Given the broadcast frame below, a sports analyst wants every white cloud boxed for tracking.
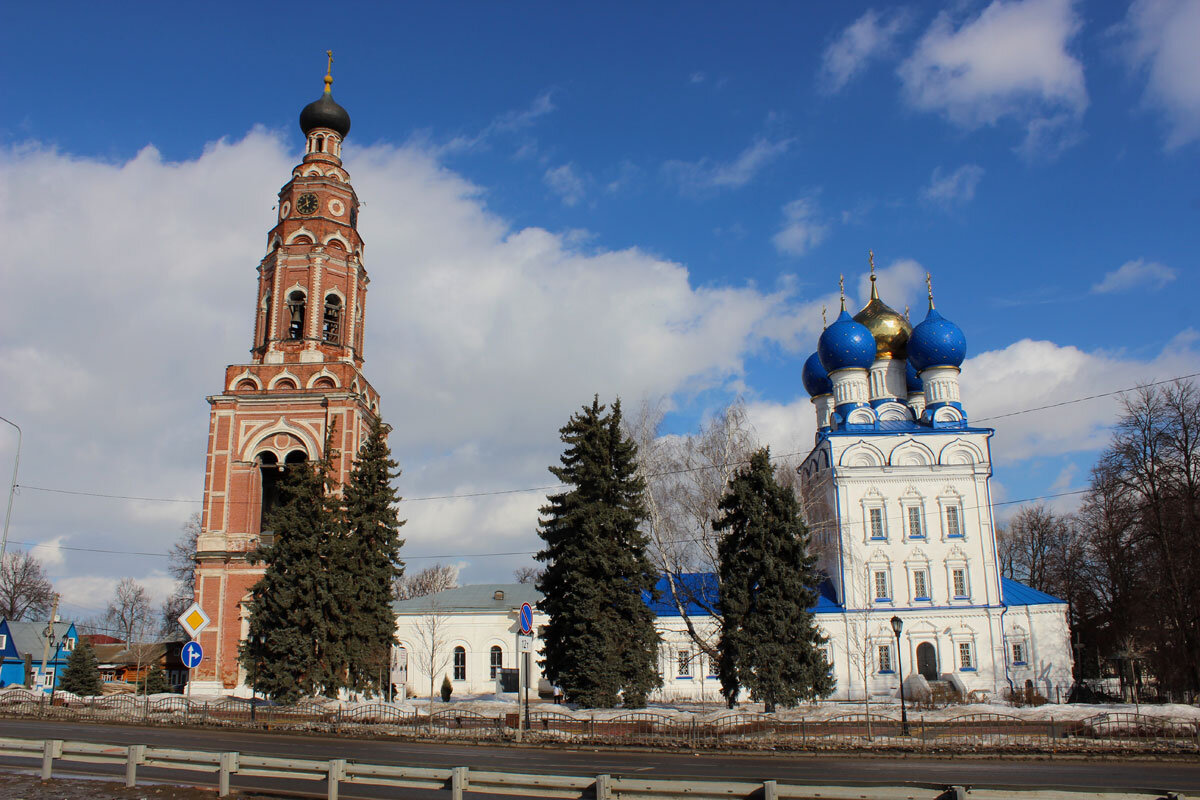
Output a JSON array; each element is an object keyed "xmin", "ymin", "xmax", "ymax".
[
  {"xmin": 897, "ymin": 0, "xmax": 1086, "ymax": 153},
  {"xmin": 1091, "ymin": 258, "xmax": 1178, "ymax": 293},
  {"xmin": 663, "ymin": 137, "xmax": 793, "ymax": 194},
  {"xmin": 437, "ymin": 91, "xmax": 556, "ymax": 155},
  {"xmin": 543, "ymin": 163, "xmax": 586, "ymax": 206},
  {"xmin": 819, "ymin": 8, "xmax": 910, "ymax": 94},
  {"xmin": 1118, "ymin": 0, "xmax": 1200, "ymax": 149},
  {"xmin": 0, "ymin": 130, "xmax": 809, "ymax": 592},
  {"xmin": 772, "ymin": 195, "xmax": 830, "ymax": 257},
  {"xmin": 689, "ymin": 72, "xmax": 707, "ymax": 85},
  {"xmin": 922, "ymin": 164, "xmax": 985, "ymax": 207}
]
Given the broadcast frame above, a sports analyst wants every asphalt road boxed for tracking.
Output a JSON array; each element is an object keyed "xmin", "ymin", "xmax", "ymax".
[{"xmin": 1, "ymin": 718, "xmax": 1198, "ymax": 798}]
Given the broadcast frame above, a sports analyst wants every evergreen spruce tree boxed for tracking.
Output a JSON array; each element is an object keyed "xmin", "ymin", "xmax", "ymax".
[
  {"xmin": 714, "ymin": 447, "xmax": 833, "ymax": 711},
  {"xmin": 140, "ymin": 664, "xmax": 171, "ymax": 694},
  {"xmin": 339, "ymin": 417, "xmax": 406, "ymax": 696},
  {"xmin": 241, "ymin": 436, "xmax": 344, "ymax": 703},
  {"xmin": 536, "ymin": 397, "xmax": 661, "ymax": 708},
  {"xmin": 59, "ymin": 638, "xmax": 102, "ymax": 696}
]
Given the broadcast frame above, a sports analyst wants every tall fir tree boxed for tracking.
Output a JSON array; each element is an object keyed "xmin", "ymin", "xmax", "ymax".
[
  {"xmin": 536, "ymin": 396, "xmax": 661, "ymax": 708},
  {"xmin": 59, "ymin": 637, "xmax": 102, "ymax": 696},
  {"xmin": 241, "ymin": 432, "xmax": 344, "ymax": 702},
  {"xmin": 714, "ymin": 447, "xmax": 833, "ymax": 711},
  {"xmin": 339, "ymin": 417, "xmax": 406, "ymax": 696}
]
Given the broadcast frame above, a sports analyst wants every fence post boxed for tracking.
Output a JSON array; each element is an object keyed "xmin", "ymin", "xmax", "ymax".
[
  {"xmin": 41, "ymin": 739, "xmax": 61, "ymax": 781},
  {"xmin": 595, "ymin": 773, "xmax": 612, "ymax": 800},
  {"xmin": 144, "ymin": 694, "xmax": 150, "ymax": 722},
  {"xmin": 327, "ymin": 758, "xmax": 345, "ymax": 800},
  {"xmin": 451, "ymin": 766, "xmax": 469, "ymax": 800},
  {"xmin": 218, "ymin": 751, "xmax": 238, "ymax": 797},
  {"xmin": 920, "ymin": 715, "xmax": 926, "ymax": 751},
  {"xmin": 763, "ymin": 779, "xmax": 778, "ymax": 800},
  {"xmin": 125, "ymin": 744, "xmax": 145, "ymax": 787}
]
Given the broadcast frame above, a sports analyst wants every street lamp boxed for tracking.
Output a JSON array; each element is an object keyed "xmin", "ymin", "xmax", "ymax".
[
  {"xmin": 249, "ymin": 631, "xmax": 262, "ymax": 723},
  {"xmin": 890, "ymin": 615, "xmax": 910, "ymax": 736},
  {"xmin": 0, "ymin": 414, "xmax": 21, "ymax": 566},
  {"xmin": 42, "ymin": 623, "xmax": 58, "ymax": 706}
]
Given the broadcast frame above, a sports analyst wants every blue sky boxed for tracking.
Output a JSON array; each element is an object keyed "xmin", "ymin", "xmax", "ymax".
[{"xmin": 1, "ymin": 1, "xmax": 1198, "ymax": 619}]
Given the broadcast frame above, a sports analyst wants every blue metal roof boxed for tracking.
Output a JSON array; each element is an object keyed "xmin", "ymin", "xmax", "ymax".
[
  {"xmin": 643, "ymin": 574, "xmax": 843, "ymax": 616},
  {"xmin": 1001, "ymin": 577, "xmax": 1066, "ymax": 606}
]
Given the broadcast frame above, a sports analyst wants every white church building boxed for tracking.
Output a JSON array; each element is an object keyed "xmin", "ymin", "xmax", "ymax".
[{"xmin": 392, "ymin": 270, "xmax": 1073, "ymax": 704}]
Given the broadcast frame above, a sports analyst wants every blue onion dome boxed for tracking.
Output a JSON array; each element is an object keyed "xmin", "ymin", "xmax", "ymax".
[
  {"xmin": 300, "ymin": 71, "xmax": 351, "ymax": 138},
  {"xmin": 909, "ymin": 307, "xmax": 967, "ymax": 371},
  {"xmin": 803, "ymin": 352, "xmax": 833, "ymax": 396},
  {"xmin": 818, "ymin": 310, "xmax": 877, "ymax": 373},
  {"xmin": 906, "ymin": 360, "xmax": 924, "ymax": 393}
]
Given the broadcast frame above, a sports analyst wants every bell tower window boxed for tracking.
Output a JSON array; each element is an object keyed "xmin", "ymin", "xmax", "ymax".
[
  {"xmin": 287, "ymin": 291, "xmax": 306, "ymax": 340},
  {"xmin": 258, "ymin": 450, "xmax": 307, "ymax": 534},
  {"xmin": 323, "ymin": 294, "xmax": 341, "ymax": 343}
]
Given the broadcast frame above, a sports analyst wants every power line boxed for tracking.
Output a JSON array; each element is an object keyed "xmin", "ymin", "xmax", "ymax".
[{"xmin": 971, "ymin": 371, "xmax": 1200, "ymax": 423}]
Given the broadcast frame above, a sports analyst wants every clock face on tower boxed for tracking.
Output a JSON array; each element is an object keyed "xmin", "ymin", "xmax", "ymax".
[{"xmin": 296, "ymin": 193, "xmax": 319, "ymax": 215}]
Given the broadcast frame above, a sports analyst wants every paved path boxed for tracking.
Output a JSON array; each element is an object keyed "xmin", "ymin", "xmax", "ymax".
[{"xmin": 1, "ymin": 718, "xmax": 1197, "ymax": 798}]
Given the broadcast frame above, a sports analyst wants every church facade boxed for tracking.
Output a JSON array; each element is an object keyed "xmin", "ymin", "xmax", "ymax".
[
  {"xmin": 191, "ymin": 66, "xmax": 381, "ymax": 690},
  {"xmin": 789, "ymin": 267, "xmax": 1073, "ymax": 701}
]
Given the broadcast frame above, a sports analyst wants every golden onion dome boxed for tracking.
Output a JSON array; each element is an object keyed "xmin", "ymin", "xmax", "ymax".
[{"xmin": 853, "ymin": 272, "xmax": 912, "ymax": 360}]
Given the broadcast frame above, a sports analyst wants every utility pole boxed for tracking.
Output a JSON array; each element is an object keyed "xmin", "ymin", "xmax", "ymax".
[
  {"xmin": 0, "ymin": 414, "xmax": 21, "ymax": 566},
  {"xmin": 39, "ymin": 594, "xmax": 60, "ymax": 693}
]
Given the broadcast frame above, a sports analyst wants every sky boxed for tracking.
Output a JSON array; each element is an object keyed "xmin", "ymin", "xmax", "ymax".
[{"xmin": 1, "ymin": 0, "xmax": 1198, "ymax": 623}]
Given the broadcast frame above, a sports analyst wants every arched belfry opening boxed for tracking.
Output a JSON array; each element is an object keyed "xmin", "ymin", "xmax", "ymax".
[
  {"xmin": 322, "ymin": 294, "xmax": 341, "ymax": 343},
  {"xmin": 257, "ymin": 449, "xmax": 307, "ymax": 534},
  {"xmin": 287, "ymin": 291, "xmax": 306, "ymax": 339}
]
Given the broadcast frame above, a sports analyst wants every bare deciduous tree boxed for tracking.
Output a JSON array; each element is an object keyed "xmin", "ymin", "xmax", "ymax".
[
  {"xmin": 412, "ymin": 601, "xmax": 452, "ymax": 731},
  {"xmin": 512, "ymin": 566, "xmax": 542, "ymax": 584},
  {"xmin": 160, "ymin": 513, "xmax": 200, "ymax": 637},
  {"xmin": 106, "ymin": 577, "xmax": 158, "ymax": 694},
  {"xmin": 395, "ymin": 563, "xmax": 459, "ymax": 601},
  {"xmin": 0, "ymin": 550, "xmax": 54, "ymax": 621}
]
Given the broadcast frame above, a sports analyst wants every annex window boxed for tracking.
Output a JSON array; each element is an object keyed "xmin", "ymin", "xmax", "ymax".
[
  {"xmin": 877, "ymin": 644, "xmax": 893, "ymax": 673},
  {"xmin": 873, "ymin": 570, "xmax": 890, "ymax": 601},
  {"xmin": 677, "ymin": 650, "xmax": 691, "ymax": 678},
  {"xmin": 489, "ymin": 645, "xmax": 503, "ymax": 679},
  {"xmin": 453, "ymin": 646, "xmax": 466, "ymax": 681},
  {"xmin": 907, "ymin": 506, "xmax": 923, "ymax": 539},
  {"xmin": 0, "ymin": 634, "xmax": 6, "ymax": 650},
  {"xmin": 1011, "ymin": 642, "xmax": 1026, "ymax": 665},
  {"xmin": 945, "ymin": 505, "xmax": 962, "ymax": 538},
  {"xmin": 959, "ymin": 642, "xmax": 974, "ymax": 670},
  {"xmin": 63, "ymin": 637, "xmax": 75, "ymax": 652},
  {"xmin": 40, "ymin": 671, "xmax": 53, "ymax": 687},
  {"xmin": 287, "ymin": 290, "xmax": 307, "ymax": 340},
  {"xmin": 952, "ymin": 568, "xmax": 968, "ymax": 599},
  {"xmin": 913, "ymin": 569, "xmax": 929, "ymax": 600},
  {"xmin": 322, "ymin": 294, "xmax": 341, "ymax": 343},
  {"xmin": 868, "ymin": 507, "xmax": 886, "ymax": 540}
]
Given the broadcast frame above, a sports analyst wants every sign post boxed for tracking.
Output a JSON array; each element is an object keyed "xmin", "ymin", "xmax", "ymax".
[
  {"xmin": 519, "ymin": 603, "xmax": 533, "ymax": 732},
  {"xmin": 177, "ymin": 602, "xmax": 211, "ymax": 702}
]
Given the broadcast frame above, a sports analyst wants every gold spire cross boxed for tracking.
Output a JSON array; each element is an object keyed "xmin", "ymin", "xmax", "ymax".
[
  {"xmin": 324, "ymin": 50, "xmax": 334, "ymax": 92},
  {"xmin": 868, "ymin": 249, "xmax": 875, "ymax": 278},
  {"xmin": 821, "ymin": 305, "xmax": 827, "ymax": 328},
  {"xmin": 926, "ymin": 271, "xmax": 935, "ymax": 309},
  {"xmin": 839, "ymin": 274, "xmax": 846, "ymax": 311}
]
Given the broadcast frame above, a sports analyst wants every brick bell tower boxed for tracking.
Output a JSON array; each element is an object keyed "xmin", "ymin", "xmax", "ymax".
[{"xmin": 192, "ymin": 56, "xmax": 381, "ymax": 691}]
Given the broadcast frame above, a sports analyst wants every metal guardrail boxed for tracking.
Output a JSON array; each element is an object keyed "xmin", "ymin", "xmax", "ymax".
[
  {"xmin": 0, "ymin": 735, "xmax": 1190, "ymax": 800},
  {"xmin": 0, "ymin": 689, "xmax": 1198, "ymax": 753}
]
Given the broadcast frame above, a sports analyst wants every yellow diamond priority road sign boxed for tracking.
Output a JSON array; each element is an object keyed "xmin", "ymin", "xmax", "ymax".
[{"xmin": 178, "ymin": 602, "xmax": 211, "ymax": 639}]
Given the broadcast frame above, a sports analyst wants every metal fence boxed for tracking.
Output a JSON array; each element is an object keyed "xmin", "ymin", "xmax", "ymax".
[
  {"xmin": 0, "ymin": 734, "xmax": 1189, "ymax": 800},
  {"xmin": 0, "ymin": 690, "xmax": 1196, "ymax": 753}
]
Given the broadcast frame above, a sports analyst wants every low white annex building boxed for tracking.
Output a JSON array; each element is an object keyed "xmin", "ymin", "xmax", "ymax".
[{"xmin": 392, "ymin": 270, "xmax": 1073, "ymax": 705}]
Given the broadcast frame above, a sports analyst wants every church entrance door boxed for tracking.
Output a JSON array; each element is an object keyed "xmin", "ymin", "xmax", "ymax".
[{"xmin": 916, "ymin": 642, "xmax": 938, "ymax": 681}]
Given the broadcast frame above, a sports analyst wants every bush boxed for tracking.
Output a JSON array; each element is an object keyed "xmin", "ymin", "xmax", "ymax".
[
  {"xmin": 59, "ymin": 639, "xmax": 103, "ymax": 697},
  {"xmin": 440, "ymin": 674, "xmax": 453, "ymax": 702},
  {"xmin": 138, "ymin": 665, "xmax": 171, "ymax": 695}
]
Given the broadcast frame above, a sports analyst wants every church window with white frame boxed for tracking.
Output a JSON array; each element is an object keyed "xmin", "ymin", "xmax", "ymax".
[
  {"xmin": 453, "ymin": 646, "xmax": 466, "ymax": 681},
  {"xmin": 1011, "ymin": 641, "xmax": 1026, "ymax": 665},
  {"xmin": 907, "ymin": 505, "xmax": 923, "ymax": 539},
  {"xmin": 677, "ymin": 650, "xmax": 691, "ymax": 678},
  {"xmin": 945, "ymin": 505, "xmax": 963, "ymax": 538},
  {"xmin": 958, "ymin": 641, "xmax": 974, "ymax": 670},
  {"xmin": 952, "ymin": 567, "xmax": 968, "ymax": 599},
  {"xmin": 873, "ymin": 569, "xmax": 890, "ymax": 602},
  {"xmin": 868, "ymin": 507, "xmax": 886, "ymax": 540},
  {"xmin": 877, "ymin": 643, "xmax": 893, "ymax": 673},
  {"xmin": 912, "ymin": 569, "xmax": 929, "ymax": 600}
]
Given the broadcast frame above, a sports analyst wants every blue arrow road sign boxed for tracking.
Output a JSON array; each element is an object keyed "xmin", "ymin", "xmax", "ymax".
[
  {"xmin": 181, "ymin": 640, "xmax": 204, "ymax": 670},
  {"xmin": 519, "ymin": 602, "xmax": 533, "ymax": 634}
]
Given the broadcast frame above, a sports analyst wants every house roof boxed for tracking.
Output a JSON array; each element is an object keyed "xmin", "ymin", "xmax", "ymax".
[
  {"xmin": 1001, "ymin": 577, "xmax": 1066, "ymax": 606},
  {"xmin": 4, "ymin": 621, "xmax": 74, "ymax": 658},
  {"xmin": 392, "ymin": 584, "xmax": 542, "ymax": 614},
  {"xmin": 644, "ymin": 574, "xmax": 844, "ymax": 616},
  {"xmin": 92, "ymin": 642, "xmax": 177, "ymax": 667}
]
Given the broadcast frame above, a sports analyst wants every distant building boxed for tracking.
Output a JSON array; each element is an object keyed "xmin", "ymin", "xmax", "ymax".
[
  {"xmin": 392, "ymin": 585, "xmax": 547, "ymax": 698},
  {"xmin": 0, "ymin": 620, "xmax": 79, "ymax": 693},
  {"xmin": 93, "ymin": 641, "xmax": 188, "ymax": 692}
]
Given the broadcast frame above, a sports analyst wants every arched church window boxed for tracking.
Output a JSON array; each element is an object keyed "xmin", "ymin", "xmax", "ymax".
[
  {"xmin": 323, "ymin": 294, "xmax": 341, "ymax": 343},
  {"xmin": 288, "ymin": 291, "xmax": 306, "ymax": 339},
  {"xmin": 314, "ymin": 135, "xmax": 325, "ymax": 153},
  {"xmin": 258, "ymin": 449, "xmax": 308, "ymax": 535},
  {"xmin": 236, "ymin": 379, "xmax": 258, "ymax": 391}
]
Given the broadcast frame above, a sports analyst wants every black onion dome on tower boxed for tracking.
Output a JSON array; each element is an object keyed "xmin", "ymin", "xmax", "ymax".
[{"xmin": 299, "ymin": 58, "xmax": 351, "ymax": 138}]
